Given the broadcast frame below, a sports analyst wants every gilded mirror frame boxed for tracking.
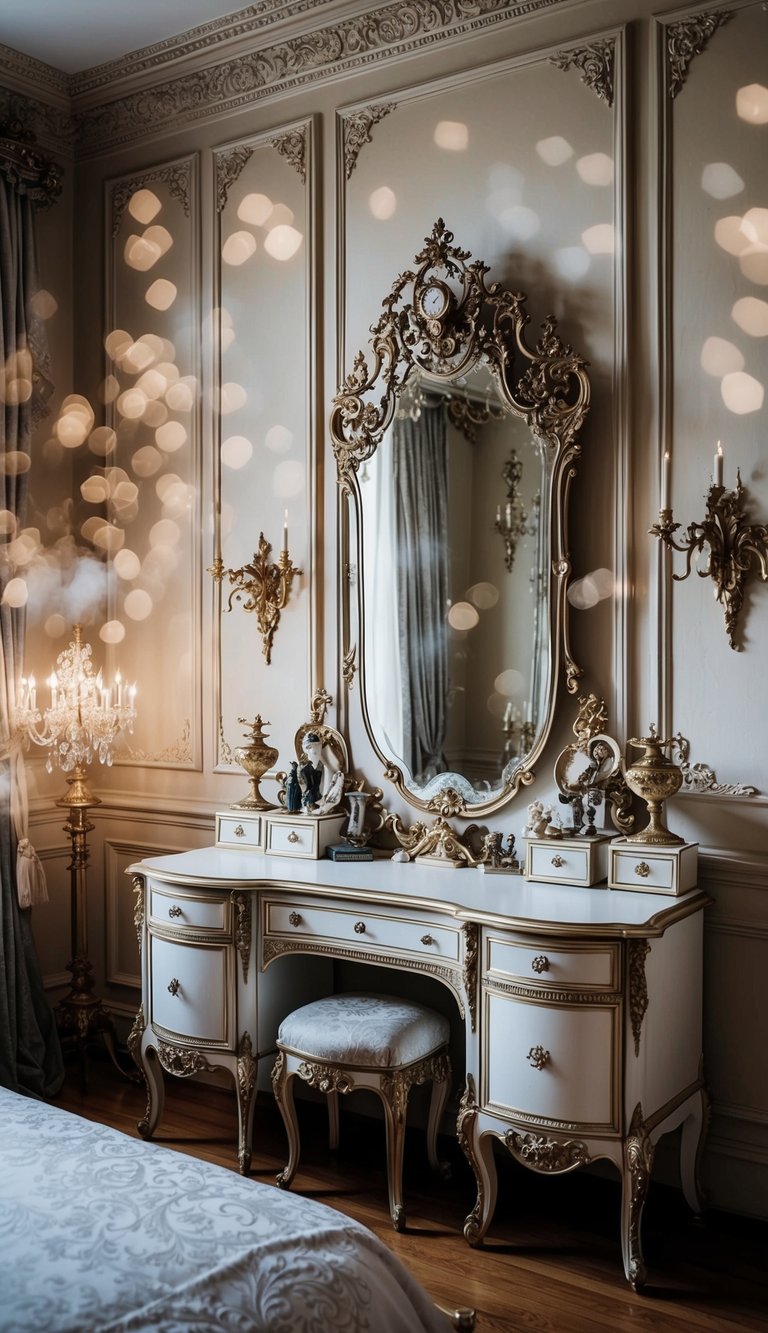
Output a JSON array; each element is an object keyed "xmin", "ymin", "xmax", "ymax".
[{"xmin": 329, "ymin": 220, "xmax": 590, "ymax": 816}]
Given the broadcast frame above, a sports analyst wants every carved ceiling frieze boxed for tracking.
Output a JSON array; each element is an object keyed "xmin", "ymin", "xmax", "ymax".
[{"xmin": 0, "ymin": 89, "xmax": 74, "ymax": 160}]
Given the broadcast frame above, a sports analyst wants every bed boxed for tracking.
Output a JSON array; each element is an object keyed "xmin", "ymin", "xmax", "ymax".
[{"xmin": 0, "ymin": 1086, "xmax": 473, "ymax": 1332}]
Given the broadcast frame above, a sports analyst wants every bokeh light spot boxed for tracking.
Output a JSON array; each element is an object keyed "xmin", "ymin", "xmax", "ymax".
[
  {"xmin": 263, "ymin": 225, "xmax": 303, "ymax": 261},
  {"xmin": 265, "ymin": 424, "xmax": 293, "ymax": 454},
  {"xmin": 582, "ymin": 224, "xmax": 614, "ymax": 255},
  {"xmin": 468, "ymin": 582, "xmax": 499, "ymax": 610},
  {"xmin": 2, "ymin": 577, "xmax": 27, "ymax": 608},
  {"xmin": 155, "ymin": 421, "xmax": 187, "ymax": 452},
  {"xmin": 219, "ymin": 382, "xmax": 247, "ymax": 414},
  {"xmin": 536, "ymin": 136, "xmax": 573, "ymax": 166},
  {"xmin": 736, "ymin": 83, "xmax": 768, "ymax": 124},
  {"xmin": 732, "ymin": 297, "xmax": 768, "ymax": 336},
  {"xmin": 124, "ymin": 589, "xmax": 153, "ymax": 621},
  {"xmin": 499, "ymin": 206, "xmax": 540, "ymax": 242},
  {"xmin": 221, "ymin": 435, "xmax": 253, "ymax": 469},
  {"xmin": 237, "ymin": 193, "xmax": 273, "ymax": 226},
  {"xmin": 494, "ymin": 668, "xmax": 524, "ymax": 696},
  {"xmin": 222, "ymin": 231, "xmax": 257, "ymax": 266},
  {"xmin": 128, "ymin": 188, "xmax": 162, "ymax": 224},
  {"xmin": 554, "ymin": 246, "xmax": 591, "ymax": 281},
  {"xmin": 448, "ymin": 601, "xmax": 479, "ymax": 630},
  {"xmin": 721, "ymin": 371, "xmax": 764, "ymax": 414},
  {"xmin": 145, "ymin": 278, "xmax": 177, "ymax": 310},
  {"xmin": 30, "ymin": 289, "xmax": 58, "ymax": 319},
  {"xmin": 701, "ymin": 163, "xmax": 745, "ymax": 199},
  {"xmin": 434, "ymin": 121, "xmax": 468, "ymax": 151},
  {"xmin": 369, "ymin": 186, "xmax": 397, "ymax": 220},
  {"xmin": 700, "ymin": 336, "xmax": 744, "ymax": 377},
  {"xmin": 113, "ymin": 548, "xmax": 141, "ymax": 580},
  {"xmin": 576, "ymin": 153, "xmax": 613, "ymax": 185},
  {"xmin": 273, "ymin": 460, "xmax": 305, "ymax": 498},
  {"xmin": 100, "ymin": 620, "xmax": 126, "ymax": 644}
]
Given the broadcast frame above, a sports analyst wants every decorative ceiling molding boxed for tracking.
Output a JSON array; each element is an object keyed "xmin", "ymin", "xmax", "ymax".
[
  {"xmin": 111, "ymin": 158, "xmax": 194, "ymax": 236},
  {"xmin": 214, "ymin": 144, "xmax": 255, "ymax": 212},
  {"xmin": 0, "ymin": 44, "xmax": 70, "ymax": 100},
  {"xmin": 0, "ymin": 123, "xmax": 63, "ymax": 208},
  {"xmin": 0, "ymin": 88, "xmax": 74, "ymax": 160},
  {"xmin": 665, "ymin": 10, "xmax": 733, "ymax": 99},
  {"xmin": 73, "ymin": 0, "xmax": 563, "ymax": 156},
  {"xmin": 342, "ymin": 103, "xmax": 397, "ymax": 179},
  {"xmin": 269, "ymin": 125, "xmax": 309, "ymax": 182},
  {"xmin": 550, "ymin": 38, "xmax": 615, "ymax": 107}
]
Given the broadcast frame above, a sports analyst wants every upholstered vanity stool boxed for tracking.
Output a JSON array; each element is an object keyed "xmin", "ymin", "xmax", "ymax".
[{"xmin": 271, "ymin": 992, "xmax": 452, "ymax": 1230}]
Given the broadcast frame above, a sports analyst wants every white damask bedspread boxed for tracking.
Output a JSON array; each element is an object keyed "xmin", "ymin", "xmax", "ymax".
[{"xmin": 0, "ymin": 1086, "xmax": 454, "ymax": 1332}]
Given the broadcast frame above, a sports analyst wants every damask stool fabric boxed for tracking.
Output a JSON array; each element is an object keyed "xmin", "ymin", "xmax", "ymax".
[{"xmin": 273, "ymin": 992, "xmax": 452, "ymax": 1230}]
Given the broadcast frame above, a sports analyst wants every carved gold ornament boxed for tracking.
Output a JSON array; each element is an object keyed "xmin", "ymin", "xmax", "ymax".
[
  {"xmin": 213, "ymin": 531, "xmax": 301, "ymax": 665},
  {"xmin": 503, "ymin": 1129, "xmax": 590, "ymax": 1173},
  {"xmin": 624, "ymin": 1102, "xmax": 653, "ymax": 1291},
  {"xmin": 628, "ymin": 939, "xmax": 651, "ymax": 1058},
  {"xmin": 456, "ymin": 1075, "xmax": 485, "ymax": 1247},
  {"xmin": 623, "ymin": 726, "xmax": 683, "ymax": 845},
  {"xmin": 232, "ymin": 893, "xmax": 251, "ymax": 983}
]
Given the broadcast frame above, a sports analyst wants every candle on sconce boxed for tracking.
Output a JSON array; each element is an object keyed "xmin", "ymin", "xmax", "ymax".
[
  {"xmin": 662, "ymin": 451, "xmax": 671, "ymax": 510},
  {"xmin": 49, "ymin": 673, "xmax": 59, "ymax": 709},
  {"xmin": 28, "ymin": 675, "xmax": 36, "ymax": 710},
  {"xmin": 282, "ymin": 509, "xmax": 289, "ymax": 555},
  {"xmin": 115, "ymin": 670, "xmax": 122, "ymax": 707},
  {"xmin": 714, "ymin": 441, "xmax": 724, "ymax": 488}
]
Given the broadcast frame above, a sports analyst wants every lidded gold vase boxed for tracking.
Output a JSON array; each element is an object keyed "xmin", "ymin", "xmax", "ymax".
[
  {"xmin": 623, "ymin": 725, "xmax": 683, "ymax": 844},
  {"xmin": 233, "ymin": 715, "xmax": 278, "ymax": 811}
]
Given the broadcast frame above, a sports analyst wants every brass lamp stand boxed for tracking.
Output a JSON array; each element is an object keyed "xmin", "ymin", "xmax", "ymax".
[{"xmin": 55, "ymin": 762, "xmax": 125, "ymax": 1091}]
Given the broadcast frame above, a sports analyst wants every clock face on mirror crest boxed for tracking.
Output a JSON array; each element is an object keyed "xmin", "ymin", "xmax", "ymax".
[{"xmin": 418, "ymin": 281, "xmax": 450, "ymax": 320}]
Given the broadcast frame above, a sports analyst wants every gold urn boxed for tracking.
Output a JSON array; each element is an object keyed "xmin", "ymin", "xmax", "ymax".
[
  {"xmin": 232, "ymin": 715, "xmax": 279, "ymax": 811},
  {"xmin": 623, "ymin": 725, "xmax": 683, "ymax": 845}
]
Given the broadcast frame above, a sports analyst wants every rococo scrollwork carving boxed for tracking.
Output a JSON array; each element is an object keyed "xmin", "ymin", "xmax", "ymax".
[
  {"xmin": 503, "ymin": 1128, "xmax": 590, "ymax": 1172},
  {"xmin": 665, "ymin": 11, "xmax": 733, "ymax": 99},
  {"xmin": 232, "ymin": 893, "xmax": 252, "ymax": 983},
  {"xmin": 671, "ymin": 734, "xmax": 759, "ymax": 797},
  {"xmin": 156, "ymin": 1040, "xmax": 213, "ymax": 1079},
  {"xmin": 628, "ymin": 939, "xmax": 651, "ymax": 1058},
  {"xmin": 269, "ymin": 126, "xmax": 308, "ymax": 182},
  {"xmin": 214, "ymin": 144, "xmax": 254, "ymax": 212},
  {"xmin": 462, "ymin": 922, "xmax": 478, "ymax": 1033},
  {"xmin": 132, "ymin": 874, "xmax": 144, "ymax": 950},
  {"xmin": 111, "ymin": 159, "xmax": 193, "ymax": 235},
  {"xmin": 456, "ymin": 1074, "xmax": 485, "ymax": 1246},
  {"xmin": 342, "ymin": 103, "xmax": 397, "ymax": 178},
  {"xmin": 550, "ymin": 39, "xmax": 615, "ymax": 107}
]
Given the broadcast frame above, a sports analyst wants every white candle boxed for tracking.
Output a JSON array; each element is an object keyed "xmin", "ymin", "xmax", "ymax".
[
  {"xmin": 714, "ymin": 441, "xmax": 724, "ymax": 487},
  {"xmin": 29, "ymin": 675, "xmax": 36, "ymax": 710},
  {"xmin": 115, "ymin": 670, "xmax": 122, "ymax": 707},
  {"xmin": 49, "ymin": 673, "xmax": 58, "ymax": 709},
  {"xmin": 662, "ymin": 451, "xmax": 671, "ymax": 509},
  {"xmin": 282, "ymin": 509, "xmax": 288, "ymax": 555},
  {"xmin": 101, "ymin": 688, "xmax": 109, "ymax": 711}
]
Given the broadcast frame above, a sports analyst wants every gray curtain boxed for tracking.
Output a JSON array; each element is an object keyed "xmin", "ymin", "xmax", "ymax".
[
  {"xmin": 0, "ymin": 128, "xmax": 63, "ymax": 1096},
  {"xmin": 392, "ymin": 404, "xmax": 449, "ymax": 783}
]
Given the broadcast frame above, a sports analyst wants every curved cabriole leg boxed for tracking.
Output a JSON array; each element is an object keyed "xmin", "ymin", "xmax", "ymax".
[
  {"xmin": 426, "ymin": 1053, "xmax": 452, "ymax": 1179},
  {"xmin": 379, "ymin": 1074, "xmax": 408, "ymax": 1232},
  {"xmin": 621, "ymin": 1103, "xmax": 655, "ymax": 1291},
  {"xmin": 680, "ymin": 1085, "xmax": 709, "ymax": 1216},
  {"xmin": 136, "ymin": 1042, "xmax": 164, "ymax": 1139},
  {"xmin": 327, "ymin": 1089, "xmax": 340, "ymax": 1151},
  {"xmin": 272, "ymin": 1052, "xmax": 301, "ymax": 1189},
  {"xmin": 456, "ymin": 1075, "xmax": 497, "ymax": 1246},
  {"xmin": 235, "ymin": 1033, "xmax": 257, "ymax": 1176}
]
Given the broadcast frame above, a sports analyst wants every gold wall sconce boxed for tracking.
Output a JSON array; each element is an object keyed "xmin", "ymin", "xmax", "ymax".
[
  {"xmin": 213, "ymin": 521, "xmax": 301, "ymax": 664},
  {"xmin": 494, "ymin": 448, "xmax": 536, "ymax": 573},
  {"xmin": 651, "ymin": 445, "xmax": 768, "ymax": 649}
]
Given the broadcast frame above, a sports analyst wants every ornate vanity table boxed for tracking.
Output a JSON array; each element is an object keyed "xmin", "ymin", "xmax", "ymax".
[{"xmin": 129, "ymin": 847, "xmax": 707, "ymax": 1291}]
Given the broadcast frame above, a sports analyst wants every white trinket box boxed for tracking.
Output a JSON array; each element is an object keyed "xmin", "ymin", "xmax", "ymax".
[
  {"xmin": 524, "ymin": 834, "xmax": 612, "ymax": 887},
  {"xmin": 215, "ymin": 811, "xmax": 264, "ymax": 850},
  {"xmin": 608, "ymin": 839, "xmax": 698, "ymax": 896},
  {"xmin": 264, "ymin": 810, "xmax": 346, "ymax": 859}
]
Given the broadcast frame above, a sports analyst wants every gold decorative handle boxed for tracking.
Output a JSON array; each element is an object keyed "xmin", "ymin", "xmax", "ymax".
[
  {"xmin": 234, "ymin": 824, "xmax": 246, "ymax": 837},
  {"xmin": 288, "ymin": 912, "xmax": 302, "ymax": 927},
  {"xmin": 531, "ymin": 955, "xmax": 549, "ymax": 974},
  {"xmin": 354, "ymin": 921, "xmax": 366, "ymax": 934},
  {"xmin": 167, "ymin": 978, "xmax": 181, "ymax": 996},
  {"xmin": 287, "ymin": 831, "xmax": 300, "ymax": 844},
  {"xmin": 551, "ymin": 855, "xmax": 565, "ymax": 868},
  {"xmin": 527, "ymin": 1044, "xmax": 550, "ymax": 1070},
  {"xmin": 168, "ymin": 905, "xmax": 183, "ymax": 919},
  {"xmin": 421, "ymin": 934, "xmax": 434, "ymax": 946},
  {"xmin": 635, "ymin": 862, "xmax": 651, "ymax": 878}
]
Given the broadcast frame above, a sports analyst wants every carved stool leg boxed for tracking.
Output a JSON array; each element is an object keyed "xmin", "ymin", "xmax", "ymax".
[
  {"xmin": 272, "ymin": 1052, "xmax": 301, "ymax": 1189},
  {"xmin": 327, "ymin": 1089, "xmax": 340, "ymax": 1151},
  {"xmin": 680, "ymin": 1086, "xmax": 709, "ymax": 1216},
  {"xmin": 621, "ymin": 1104, "xmax": 655, "ymax": 1291},
  {"xmin": 379, "ymin": 1074, "xmax": 408, "ymax": 1232},
  {"xmin": 426, "ymin": 1055, "xmax": 452, "ymax": 1178}
]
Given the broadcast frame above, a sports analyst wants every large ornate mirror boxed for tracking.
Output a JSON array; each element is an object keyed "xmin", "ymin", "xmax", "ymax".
[{"xmin": 330, "ymin": 221, "xmax": 590, "ymax": 815}]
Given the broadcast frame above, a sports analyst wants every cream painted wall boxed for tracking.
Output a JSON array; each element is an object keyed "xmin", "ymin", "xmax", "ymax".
[{"xmin": 3, "ymin": 0, "xmax": 767, "ymax": 1220}]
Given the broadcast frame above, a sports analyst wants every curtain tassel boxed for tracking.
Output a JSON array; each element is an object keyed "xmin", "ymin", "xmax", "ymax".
[{"xmin": 16, "ymin": 837, "xmax": 49, "ymax": 908}]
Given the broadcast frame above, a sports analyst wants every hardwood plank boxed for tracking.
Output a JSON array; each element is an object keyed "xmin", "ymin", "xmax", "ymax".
[{"xmin": 53, "ymin": 1061, "xmax": 768, "ymax": 1333}]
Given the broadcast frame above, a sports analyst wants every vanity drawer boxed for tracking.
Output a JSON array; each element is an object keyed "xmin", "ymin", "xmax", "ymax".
[
  {"xmin": 149, "ymin": 935, "xmax": 234, "ymax": 1046},
  {"xmin": 525, "ymin": 836, "xmax": 611, "ymax": 886},
  {"xmin": 608, "ymin": 840, "xmax": 698, "ymax": 896},
  {"xmin": 215, "ymin": 811, "xmax": 263, "ymax": 850},
  {"xmin": 148, "ymin": 882, "xmax": 231, "ymax": 935},
  {"xmin": 483, "ymin": 990, "xmax": 619, "ymax": 1132},
  {"xmin": 265, "ymin": 813, "xmax": 345, "ymax": 859},
  {"xmin": 264, "ymin": 898, "xmax": 461, "ymax": 963},
  {"xmin": 486, "ymin": 935, "xmax": 619, "ymax": 991}
]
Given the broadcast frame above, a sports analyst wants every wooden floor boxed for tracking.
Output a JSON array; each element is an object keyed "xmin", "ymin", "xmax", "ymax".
[{"xmin": 55, "ymin": 1054, "xmax": 768, "ymax": 1333}]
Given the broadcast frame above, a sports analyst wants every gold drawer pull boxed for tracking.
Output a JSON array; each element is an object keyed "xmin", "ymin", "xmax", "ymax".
[
  {"xmin": 167, "ymin": 978, "xmax": 181, "ymax": 996},
  {"xmin": 531, "ymin": 955, "xmax": 549, "ymax": 974},
  {"xmin": 635, "ymin": 862, "xmax": 651, "ymax": 878},
  {"xmin": 287, "ymin": 831, "xmax": 300, "ymax": 844},
  {"xmin": 551, "ymin": 855, "xmax": 565, "ymax": 868},
  {"xmin": 234, "ymin": 824, "xmax": 246, "ymax": 837},
  {"xmin": 527, "ymin": 1044, "xmax": 550, "ymax": 1070},
  {"xmin": 289, "ymin": 912, "xmax": 302, "ymax": 927},
  {"xmin": 354, "ymin": 921, "xmax": 366, "ymax": 934},
  {"xmin": 168, "ymin": 905, "xmax": 183, "ymax": 919},
  {"xmin": 421, "ymin": 934, "xmax": 434, "ymax": 946}
]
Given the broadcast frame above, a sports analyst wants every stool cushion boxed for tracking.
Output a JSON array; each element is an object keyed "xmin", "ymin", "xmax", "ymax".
[{"xmin": 277, "ymin": 993, "xmax": 450, "ymax": 1069}]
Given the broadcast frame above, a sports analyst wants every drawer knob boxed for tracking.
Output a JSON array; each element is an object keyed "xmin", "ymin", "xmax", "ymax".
[
  {"xmin": 635, "ymin": 861, "xmax": 651, "ymax": 878},
  {"xmin": 421, "ymin": 934, "xmax": 434, "ymax": 946},
  {"xmin": 354, "ymin": 921, "xmax": 366, "ymax": 934},
  {"xmin": 167, "ymin": 978, "xmax": 181, "ymax": 997},
  {"xmin": 527, "ymin": 1044, "xmax": 550, "ymax": 1070},
  {"xmin": 234, "ymin": 824, "xmax": 246, "ymax": 838},
  {"xmin": 168, "ymin": 905, "xmax": 183, "ymax": 919},
  {"xmin": 551, "ymin": 855, "xmax": 565, "ymax": 868},
  {"xmin": 531, "ymin": 955, "xmax": 549, "ymax": 974},
  {"xmin": 289, "ymin": 912, "xmax": 302, "ymax": 927},
  {"xmin": 287, "ymin": 831, "xmax": 300, "ymax": 844}
]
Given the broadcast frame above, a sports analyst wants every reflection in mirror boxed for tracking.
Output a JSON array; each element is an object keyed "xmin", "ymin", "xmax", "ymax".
[{"xmin": 331, "ymin": 220, "xmax": 590, "ymax": 815}]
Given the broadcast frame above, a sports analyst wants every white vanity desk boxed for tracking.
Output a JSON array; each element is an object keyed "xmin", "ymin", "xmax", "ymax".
[{"xmin": 129, "ymin": 846, "xmax": 708, "ymax": 1290}]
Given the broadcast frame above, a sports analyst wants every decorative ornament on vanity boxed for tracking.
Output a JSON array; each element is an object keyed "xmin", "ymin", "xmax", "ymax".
[
  {"xmin": 232, "ymin": 716, "xmax": 279, "ymax": 811},
  {"xmin": 554, "ymin": 693, "xmax": 625, "ymax": 836},
  {"xmin": 622, "ymin": 726, "xmax": 683, "ymax": 845}
]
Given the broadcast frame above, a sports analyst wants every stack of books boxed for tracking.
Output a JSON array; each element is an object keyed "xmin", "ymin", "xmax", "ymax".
[{"xmin": 326, "ymin": 843, "xmax": 374, "ymax": 862}]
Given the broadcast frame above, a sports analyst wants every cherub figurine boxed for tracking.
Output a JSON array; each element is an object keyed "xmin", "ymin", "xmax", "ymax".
[{"xmin": 525, "ymin": 801, "xmax": 552, "ymax": 838}]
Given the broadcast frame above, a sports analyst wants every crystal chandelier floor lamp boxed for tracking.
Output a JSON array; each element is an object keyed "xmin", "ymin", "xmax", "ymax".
[{"xmin": 16, "ymin": 625, "xmax": 137, "ymax": 1087}]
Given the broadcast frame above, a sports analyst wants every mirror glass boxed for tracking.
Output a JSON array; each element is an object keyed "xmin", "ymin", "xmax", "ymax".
[
  {"xmin": 359, "ymin": 366, "xmax": 550, "ymax": 804},
  {"xmin": 331, "ymin": 220, "xmax": 589, "ymax": 815}
]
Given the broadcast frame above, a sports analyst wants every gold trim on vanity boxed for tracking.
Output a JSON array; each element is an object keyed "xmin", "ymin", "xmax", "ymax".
[
  {"xmin": 503, "ymin": 1128, "xmax": 591, "ymax": 1173},
  {"xmin": 628, "ymin": 939, "xmax": 651, "ymax": 1057},
  {"xmin": 232, "ymin": 892, "xmax": 251, "ymax": 983}
]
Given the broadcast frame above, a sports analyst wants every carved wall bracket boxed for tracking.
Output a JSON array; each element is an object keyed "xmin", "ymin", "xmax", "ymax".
[
  {"xmin": 671, "ymin": 734, "xmax": 759, "ymax": 797},
  {"xmin": 343, "ymin": 103, "xmax": 397, "ymax": 178},
  {"xmin": 214, "ymin": 144, "xmax": 254, "ymax": 211},
  {"xmin": 111, "ymin": 159, "xmax": 192, "ymax": 235},
  {"xmin": 269, "ymin": 125, "xmax": 308, "ymax": 182},
  {"xmin": 213, "ymin": 532, "xmax": 302, "ymax": 664},
  {"xmin": 665, "ymin": 11, "xmax": 733, "ymax": 99},
  {"xmin": 550, "ymin": 39, "xmax": 615, "ymax": 107}
]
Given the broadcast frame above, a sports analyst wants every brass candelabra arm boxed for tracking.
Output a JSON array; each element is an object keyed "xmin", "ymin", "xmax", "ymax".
[
  {"xmin": 220, "ymin": 532, "xmax": 302, "ymax": 665},
  {"xmin": 650, "ymin": 477, "xmax": 768, "ymax": 650}
]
